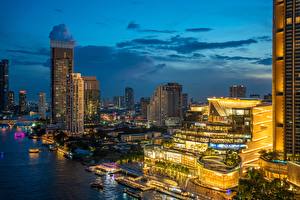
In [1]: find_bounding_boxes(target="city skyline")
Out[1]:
[0,0,272,101]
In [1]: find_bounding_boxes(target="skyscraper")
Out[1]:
[51,40,74,127]
[229,85,246,98]
[181,93,189,112]
[7,91,14,113]
[273,0,300,159]
[0,59,9,112]
[148,83,182,126]
[38,92,47,119]
[125,87,134,111]
[83,76,100,123]
[113,96,125,109]
[19,90,27,115]
[66,73,84,134]
[140,97,150,119]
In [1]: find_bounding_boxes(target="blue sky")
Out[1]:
[0,0,272,101]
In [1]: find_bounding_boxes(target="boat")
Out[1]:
[123,188,142,199]
[29,148,40,153]
[94,169,106,176]
[90,180,103,190]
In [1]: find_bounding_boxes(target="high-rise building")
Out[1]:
[181,93,189,112]
[148,83,182,126]
[0,59,9,112]
[7,91,14,113]
[83,76,100,123]
[38,92,47,119]
[50,40,74,127]
[140,97,150,119]
[125,87,134,111]
[19,90,27,115]
[273,0,300,159]
[66,73,84,134]
[229,85,246,98]
[113,96,125,109]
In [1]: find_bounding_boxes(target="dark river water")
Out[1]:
[0,129,166,200]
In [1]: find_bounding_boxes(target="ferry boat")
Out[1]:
[29,148,40,153]
[90,180,103,190]
[123,188,142,199]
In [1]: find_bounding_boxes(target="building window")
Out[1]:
[287,18,292,25]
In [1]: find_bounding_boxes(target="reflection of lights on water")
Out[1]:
[1,128,6,132]
[14,132,25,140]
[0,152,4,159]
[29,153,39,159]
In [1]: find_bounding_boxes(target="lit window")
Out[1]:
[296,17,300,24]
[287,18,292,25]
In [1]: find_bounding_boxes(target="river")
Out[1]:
[0,129,169,200]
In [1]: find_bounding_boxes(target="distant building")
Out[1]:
[113,96,125,109]
[51,40,74,128]
[0,59,9,112]
[263,93,272,103]
[66,73,84,134]
[148,83,182,126]
[229,85,246,98]
[125,87,134,110]
[250,94,261,99]
[121,132,161,142]
[181,93,189,112]
[7,91,14,113]
[83,76,100,124]
[140,97,150,119]
[38,92,47,119]
[19,90,27,115]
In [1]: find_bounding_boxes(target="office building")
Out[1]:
[140,97,150,119]
[83,76,100,123]
[66,73,84,134]
[7,91,14,113]
[273,0,300,159]
[113,96,125,109]
[51,40,74,127]
[147,83,182,126]
[125,87,134,111]
[19,90,27,115]
[229,85,246,98]
[0,59,9,112]
[182,93,189,112]
[38,92,47,119]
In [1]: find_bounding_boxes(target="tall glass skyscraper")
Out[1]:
[50,40,74,127]
[273,0,300,159]
[0,59,9,113]
[125,87,134,111]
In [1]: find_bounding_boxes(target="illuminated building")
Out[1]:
[181,93,189,112]
[125,87,134,111]
[229,85,246,98]
[273,0,300,159]
[7,91,14,113]
[38,92,47,119]
[51,40,74,128]
[147,83,182,126]
[19,90,27,115]
[113,96,125,109]
[83,76,100,124]
[144,98,273,190]
[66,73,84,134]
[140,97,150,119]
[0,59,9,112]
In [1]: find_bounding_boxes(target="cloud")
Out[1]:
[139,29,176,34]
[12,60,46,66]
[173,39,257,53]
[213,54,258,61]
[49,24,74,42]
[254,58,272,65]
[6,48,49,56]
[185,28,212,32]
[117,35,258,54]
[147,63,166,74]
[127,21,140,30]
[54,8,63,13]
[126,21,176,33]
[254,36,272,42]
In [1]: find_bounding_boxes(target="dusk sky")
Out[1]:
[0,0,272,101]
